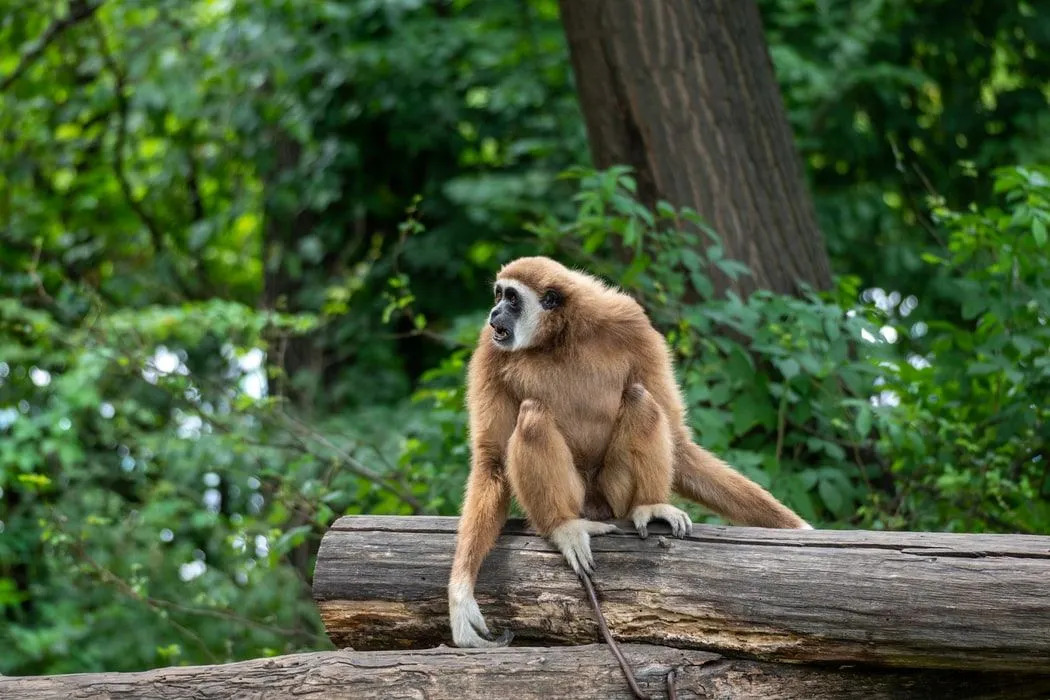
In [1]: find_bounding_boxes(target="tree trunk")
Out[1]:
[4,645,1046,700]
[261,131,325,408]
[558,0,832,297]
[313,516,1050,672]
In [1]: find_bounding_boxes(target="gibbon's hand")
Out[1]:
[630,503,692,539]
[448,582,514,648]
[550,519,619,577]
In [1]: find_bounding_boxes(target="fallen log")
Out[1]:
[4,644,1048,700]
[313,516,1050,672]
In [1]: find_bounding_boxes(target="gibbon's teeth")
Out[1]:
[492,326,509,341]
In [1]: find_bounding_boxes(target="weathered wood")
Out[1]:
[4,644,1047,699]
[313,516,1050,672]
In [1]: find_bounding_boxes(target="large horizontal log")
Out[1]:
[4,644,1048,699]
[313,516,1050,672]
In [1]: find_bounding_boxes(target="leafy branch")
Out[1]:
[90,17,194,300]
[0,0,105,92]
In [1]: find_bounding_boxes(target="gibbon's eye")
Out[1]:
[540,290,561,310]
[493,287,502,302]
[504,287,519,307]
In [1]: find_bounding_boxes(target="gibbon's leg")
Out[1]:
[507,399,617,576]
[673,440,812,529]
[599,383,692,539]
[448,459,512,648]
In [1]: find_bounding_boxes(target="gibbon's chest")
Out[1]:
[501,351,629,467]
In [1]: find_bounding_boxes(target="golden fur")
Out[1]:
[448,256,808,647]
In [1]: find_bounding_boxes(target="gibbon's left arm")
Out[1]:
[448,358,516,648]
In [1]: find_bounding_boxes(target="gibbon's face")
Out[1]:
[488,277,563,351]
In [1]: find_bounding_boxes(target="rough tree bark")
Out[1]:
[558,0,832,297]
[313,516,1050,673]
[4,645,1047,700]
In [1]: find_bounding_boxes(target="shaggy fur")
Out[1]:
[448,256,809,648]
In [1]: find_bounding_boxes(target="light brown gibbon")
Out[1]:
[448,256,811,648]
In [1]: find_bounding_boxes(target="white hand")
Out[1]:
[448,582,512,648]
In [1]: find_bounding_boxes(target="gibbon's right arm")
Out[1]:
[448,357,516,648]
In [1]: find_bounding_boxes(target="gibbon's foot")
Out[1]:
[550,519,618,577]
[631,503,692,539]
[448,582,514,648]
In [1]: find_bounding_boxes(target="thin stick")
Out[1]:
[666,668,678,700]
[579,571,651,700]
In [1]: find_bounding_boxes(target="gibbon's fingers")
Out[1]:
[550,519,617,577]
[630,503,693,539]
[448,583,514,648]
[585,520,620,536]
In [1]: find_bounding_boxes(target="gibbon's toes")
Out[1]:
[673,510,693,538]
[551,519,601,577]
[631,504,692,540]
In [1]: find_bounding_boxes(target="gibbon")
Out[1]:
[448,256,810,648]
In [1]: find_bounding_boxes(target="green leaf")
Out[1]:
[778,358,800,380]
[855,404,872,437]
[1034,218,1047,247]
[818,479,844,514]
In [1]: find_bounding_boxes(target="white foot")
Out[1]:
[550,519,618,577]
[448,582,512,648]
[631,503,692,539]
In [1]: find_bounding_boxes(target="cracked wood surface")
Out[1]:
[4,644,1048,699]
[313,516,1050,672]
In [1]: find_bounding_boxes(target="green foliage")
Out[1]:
[406,165,1050,535]
[871,166,1050,531]
[2,0,1049,678]
[760,0,1050,312]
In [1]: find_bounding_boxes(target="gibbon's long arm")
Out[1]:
[448,361,516,648]
[448,457,511,647]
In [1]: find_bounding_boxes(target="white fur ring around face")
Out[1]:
[550,518,618,577]
[630,503,692,539]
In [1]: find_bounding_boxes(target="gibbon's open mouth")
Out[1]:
[491,324,511,343]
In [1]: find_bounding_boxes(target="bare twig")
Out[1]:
[279,409,423,512]
[90,17,192,299]
[0,1,105,92]
[579,571,651,700]
[64,514,325,648]
[68,537,218,662]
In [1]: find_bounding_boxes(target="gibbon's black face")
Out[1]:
[489,278,561,351]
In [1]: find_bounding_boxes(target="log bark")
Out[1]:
[313,516,1050,672]
[4,644,1047,700]
[557,0,832,297]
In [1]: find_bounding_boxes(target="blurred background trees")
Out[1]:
[1,0,1048,675]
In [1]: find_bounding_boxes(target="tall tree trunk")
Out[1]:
[262,132,324,409]
[558,0,832,297]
